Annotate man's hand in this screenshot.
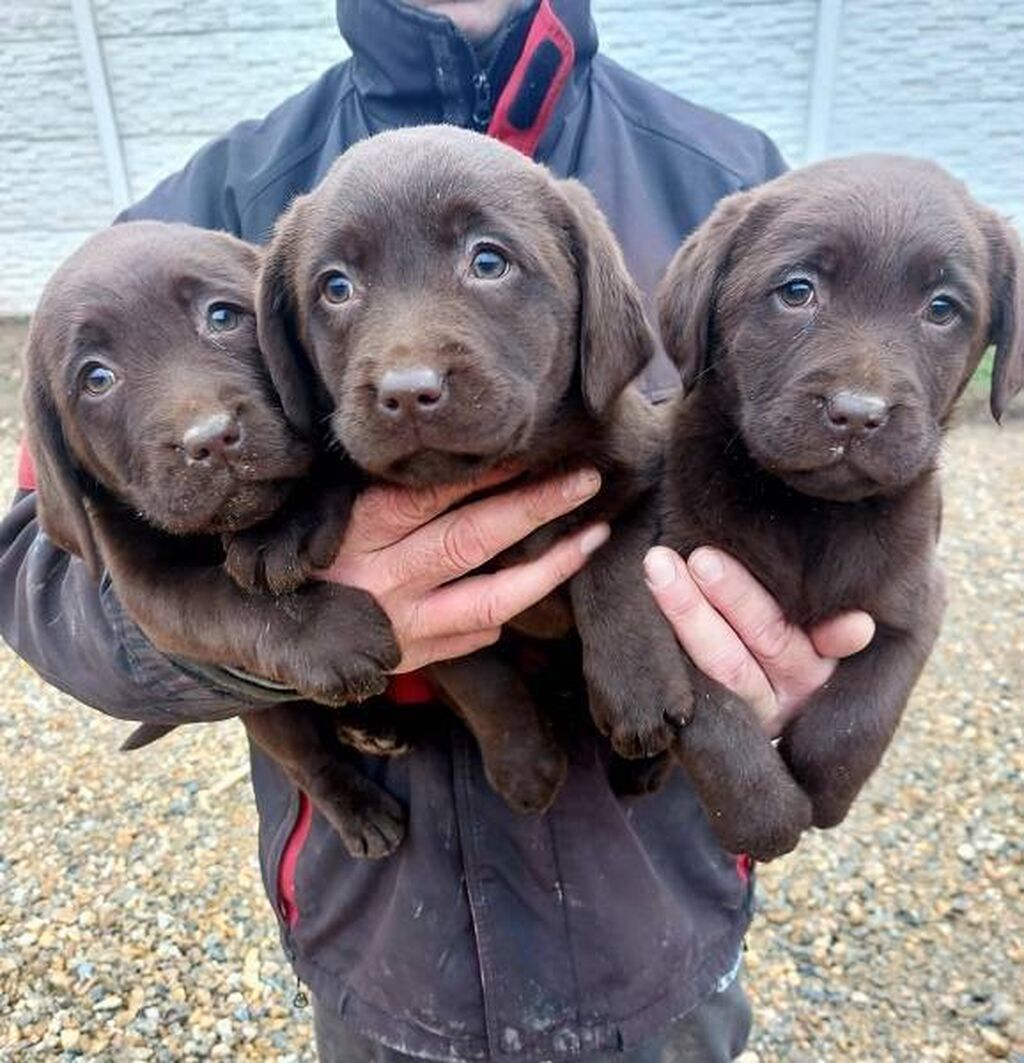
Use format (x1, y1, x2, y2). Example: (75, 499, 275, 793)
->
(644, 545, 876, 739)
(318, 466, 609, 673)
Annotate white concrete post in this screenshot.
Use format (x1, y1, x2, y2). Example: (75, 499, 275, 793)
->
(70, 0, 132, 212)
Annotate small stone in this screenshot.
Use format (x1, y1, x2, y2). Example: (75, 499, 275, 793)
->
(94, 995, 123, 1012)
(59, 1028, 81, 1050)
(957, 843, 977, 863)
(979, 1027, 1010, 1058)
(242, 947, 261, 993)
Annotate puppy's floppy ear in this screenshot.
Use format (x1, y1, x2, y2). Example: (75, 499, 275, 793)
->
(657, 191, 751, 394)
(983, 211, 1024, 422)
(558, 179, 656, 417)
(22, 329, 101, 579)
(257, 198, 325, 439)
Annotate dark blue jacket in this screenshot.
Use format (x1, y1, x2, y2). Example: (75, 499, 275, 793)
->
(0, 2, 785, 1059)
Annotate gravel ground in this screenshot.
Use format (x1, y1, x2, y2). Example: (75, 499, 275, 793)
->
(0, 317, 1021, 1061)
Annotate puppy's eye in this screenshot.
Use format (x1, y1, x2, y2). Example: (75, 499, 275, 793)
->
(470, 247, 510, 280)
(778, 278, 816, 308)
(925, 295, 959, 325)
(207, 303, 241, 331)
(80, 362, 117, 397)
(322, 271, 354, 304)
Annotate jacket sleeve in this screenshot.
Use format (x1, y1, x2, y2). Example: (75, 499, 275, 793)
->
(756, 130, 788, 184)
(0, 133, 288, 724)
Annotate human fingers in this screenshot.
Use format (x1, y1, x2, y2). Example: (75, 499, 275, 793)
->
(685, 546, 836, 710)
(340, 463, 525, 555)
(644, 546, 777, 719)
(404, 523, 610, 640)
(377, 468, 601, 595)
(809, 611, 876, 659)
(391, 628, 503, 673)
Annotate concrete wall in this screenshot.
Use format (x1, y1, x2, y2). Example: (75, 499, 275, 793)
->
(2, 0, 1022, 314)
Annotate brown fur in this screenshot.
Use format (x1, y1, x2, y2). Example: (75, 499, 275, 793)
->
(635, 155, 1024, 860)
(251, 126, 669, 811)
(22, 221, 407, 859)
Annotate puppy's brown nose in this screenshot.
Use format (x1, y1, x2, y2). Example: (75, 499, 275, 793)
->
(376, 367, 448, 419)
(825, 391, 889, 435)
(182, 412, 243, 464)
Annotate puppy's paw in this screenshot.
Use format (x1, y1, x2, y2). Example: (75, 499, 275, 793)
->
(778, 719, 859, 830)
(589, 668, 694, 760)
(223, 526, 267, 593)
(318, 783, 406, 860)
(703, 777, 812, 863)
(335, 722, 414, 757)
(296, 655, 391, 707)
(482, 737, 568, 815)
(609, 752, 674, 796)
(270, 585, 400, 704)
(224, 520, 310, 596)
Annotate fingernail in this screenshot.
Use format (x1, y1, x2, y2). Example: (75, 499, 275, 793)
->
(564, 468, 601, 502)
(580, 523, 610, 556)
(689, 548, 723, 583)
(644, 547, 677, 589)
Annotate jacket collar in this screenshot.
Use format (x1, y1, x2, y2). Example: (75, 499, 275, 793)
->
(336, 0, 597, 140)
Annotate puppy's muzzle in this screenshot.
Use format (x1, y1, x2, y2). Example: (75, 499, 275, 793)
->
(182, 411, 243, 466)
(823, 390, 890, 437)
(376, 366, 449, 421)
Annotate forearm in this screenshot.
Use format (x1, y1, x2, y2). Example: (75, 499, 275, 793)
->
(0, 491, 274, 724)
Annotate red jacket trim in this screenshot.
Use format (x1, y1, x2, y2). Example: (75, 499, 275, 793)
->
(17, 441, 36, 492)
(277, 792, 313, 928)
(486, 0, 576, 158)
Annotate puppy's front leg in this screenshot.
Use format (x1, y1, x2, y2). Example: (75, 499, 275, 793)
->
(243, 704, 405, 859)
(672, 672, 812, 860)
(92, 509, 399, 704)
(429, 652, 568, 813)
(571, 507, 694, 758)
(779, 576, 944, 828)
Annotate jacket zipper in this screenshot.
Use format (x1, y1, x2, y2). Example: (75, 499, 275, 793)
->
(472, 70, 493, 129)
(458, 10, 520, 131)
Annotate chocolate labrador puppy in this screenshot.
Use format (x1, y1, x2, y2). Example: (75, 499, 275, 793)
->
(245, 125, 678, 812)
(23, 221, 408, 857)
(598, 155, 1023, 860)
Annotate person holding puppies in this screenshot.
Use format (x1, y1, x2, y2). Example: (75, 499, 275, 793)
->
(1, 1, 876, 1060)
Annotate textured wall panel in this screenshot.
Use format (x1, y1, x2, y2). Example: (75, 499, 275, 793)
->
(0, 1, 77, 42)
(102, 30, 349, 139)
(0, 139, 115, 231)
(0, 40, 97, 140)
(593, 0, 817, 162)
(0, 231, 97, 317)
(829, 0, 1024, 223)
(92, 0, 334, 37)
(834, 1, 1024, 107)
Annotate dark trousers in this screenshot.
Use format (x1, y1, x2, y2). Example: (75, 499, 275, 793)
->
(314, 975, 751, 1063)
